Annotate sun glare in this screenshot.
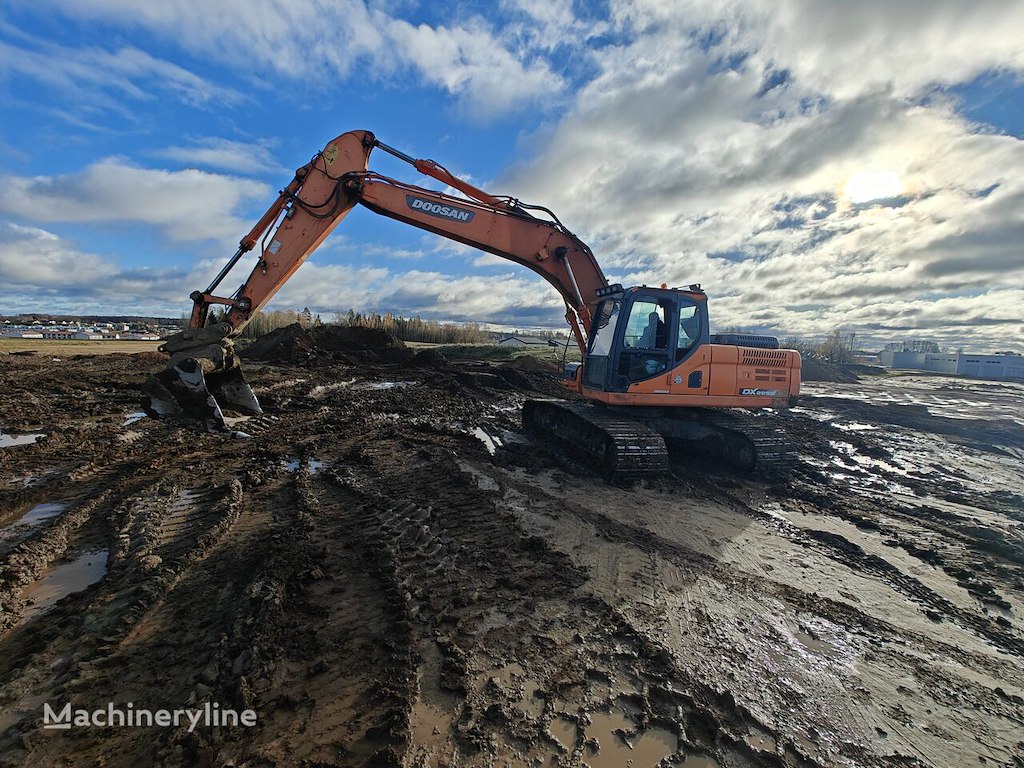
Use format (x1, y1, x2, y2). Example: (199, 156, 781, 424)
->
(843, 170, 904, 203)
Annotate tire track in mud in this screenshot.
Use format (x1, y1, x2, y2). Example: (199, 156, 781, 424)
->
(667, 442, 1024, 660)
(0, 464, 260, 764)
(299, 437, 795, 767)
(491, 461, 1024, 766)
(0, 458, 164, 633)
(783, 404, 1024, 613)
(207, 446, 420, 768)
(794, 524, 1024, 657)
(771, 424, 1024, 656)
(790, 465, 1024, 579)
(0, 371, 304, 766)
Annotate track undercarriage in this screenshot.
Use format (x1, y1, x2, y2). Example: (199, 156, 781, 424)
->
(523, 399, 793, 481)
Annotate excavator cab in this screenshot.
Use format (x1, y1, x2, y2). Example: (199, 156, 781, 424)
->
(581, 285, 709, 393)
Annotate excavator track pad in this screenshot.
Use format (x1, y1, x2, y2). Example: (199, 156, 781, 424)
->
(523, 400, 669, 481)
(524, 400, 794, 481)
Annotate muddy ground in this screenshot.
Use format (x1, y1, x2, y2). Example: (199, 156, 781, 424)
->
(0, 347, 1022, 768)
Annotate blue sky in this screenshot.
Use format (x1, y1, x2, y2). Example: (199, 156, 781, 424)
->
(1, 1, 1022, 351)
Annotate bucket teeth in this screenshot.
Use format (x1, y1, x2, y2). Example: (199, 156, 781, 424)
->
(208, 366, 262, 416)
(143, 344, 262, 433)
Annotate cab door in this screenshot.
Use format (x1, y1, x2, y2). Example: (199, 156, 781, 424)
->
(669, 303, 710, 396)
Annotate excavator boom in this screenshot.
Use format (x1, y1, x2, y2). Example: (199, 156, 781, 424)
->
(144, 130, 609, 430)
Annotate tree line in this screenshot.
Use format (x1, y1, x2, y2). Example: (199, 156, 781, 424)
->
(332, 309, 488, 344)
(208, 306, 488, 344)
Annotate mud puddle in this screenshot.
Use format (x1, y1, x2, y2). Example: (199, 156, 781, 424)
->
(20, 549, 108, 622)
(5, 501, 66, 530)
(584, 708, 676, 767)
(471, 426, 502, 455)
(357, 380, 417, 390)
(283, 457, 327, 474)
(0, 429, 46, 448)
(122, 411, 147, 426)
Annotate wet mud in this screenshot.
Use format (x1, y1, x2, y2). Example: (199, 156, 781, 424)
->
(0, 351, 1022, 767)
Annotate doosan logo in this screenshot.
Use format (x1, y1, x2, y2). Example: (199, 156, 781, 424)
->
(406, 195, 475, 223)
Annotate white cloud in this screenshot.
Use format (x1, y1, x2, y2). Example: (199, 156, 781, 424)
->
(610, 0, 1024, 99)
(0, 222, 200, 315)
(156, 137, 284, 175)
(265, 259, 563, 325)
(385, 18, 561, 118)
(0, 160, 270, 243)
(0, 223, 109, 287)
(0, 222, 569, 325)
(4, 1, 1023, 350)
(0, 25, 243, 113)
(497, 2, 1024, 351)
(13, 0, 564, 117)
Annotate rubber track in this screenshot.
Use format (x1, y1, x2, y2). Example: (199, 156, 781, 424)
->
(523, 400, 668, 480)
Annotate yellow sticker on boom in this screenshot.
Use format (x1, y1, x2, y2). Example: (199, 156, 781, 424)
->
(323, 144, 338, 165)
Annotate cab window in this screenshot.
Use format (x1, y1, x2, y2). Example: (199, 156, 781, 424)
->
(619, 298, 672, 381)
(676, 305, 700, 360)
(588, 300, 619, 356)
(623, 301, 668, 349)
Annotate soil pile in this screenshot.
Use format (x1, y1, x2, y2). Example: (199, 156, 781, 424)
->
(406, 348, 450, 368)
(238, 323, 316, 363)
(501, 354, 559, 373)
(801, 356, 884, 382)
(241, 324, 411, 365)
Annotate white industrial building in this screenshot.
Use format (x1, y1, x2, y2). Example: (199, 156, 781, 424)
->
(879, 351, 1024, 380)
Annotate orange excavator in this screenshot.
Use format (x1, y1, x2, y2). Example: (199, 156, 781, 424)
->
(143, 130, 801, 478)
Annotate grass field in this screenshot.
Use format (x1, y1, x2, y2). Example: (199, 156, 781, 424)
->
(0, 338, 163, 356)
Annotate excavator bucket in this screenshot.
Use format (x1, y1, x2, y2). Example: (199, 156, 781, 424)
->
(142, 324, 262, 433)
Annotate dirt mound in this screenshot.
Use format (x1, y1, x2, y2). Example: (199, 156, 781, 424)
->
(801, 357, 883, 382)
(407, 348, 450, 368)
(311, 325, 408, 355)
(502, 354, 559, 373)
(124, 350, 170, 366)
(239, 323, 316, 363)
(240, 324, 411, 365)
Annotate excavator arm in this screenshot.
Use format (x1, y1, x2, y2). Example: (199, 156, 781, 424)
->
(193, 130, 607, 346)
(144, 130, 609, 431)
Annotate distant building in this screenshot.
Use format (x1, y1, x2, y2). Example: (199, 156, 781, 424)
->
(879, 350, 1024, 380)
(957, 354, 1024, 379)
(853, 353, 881, 365)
